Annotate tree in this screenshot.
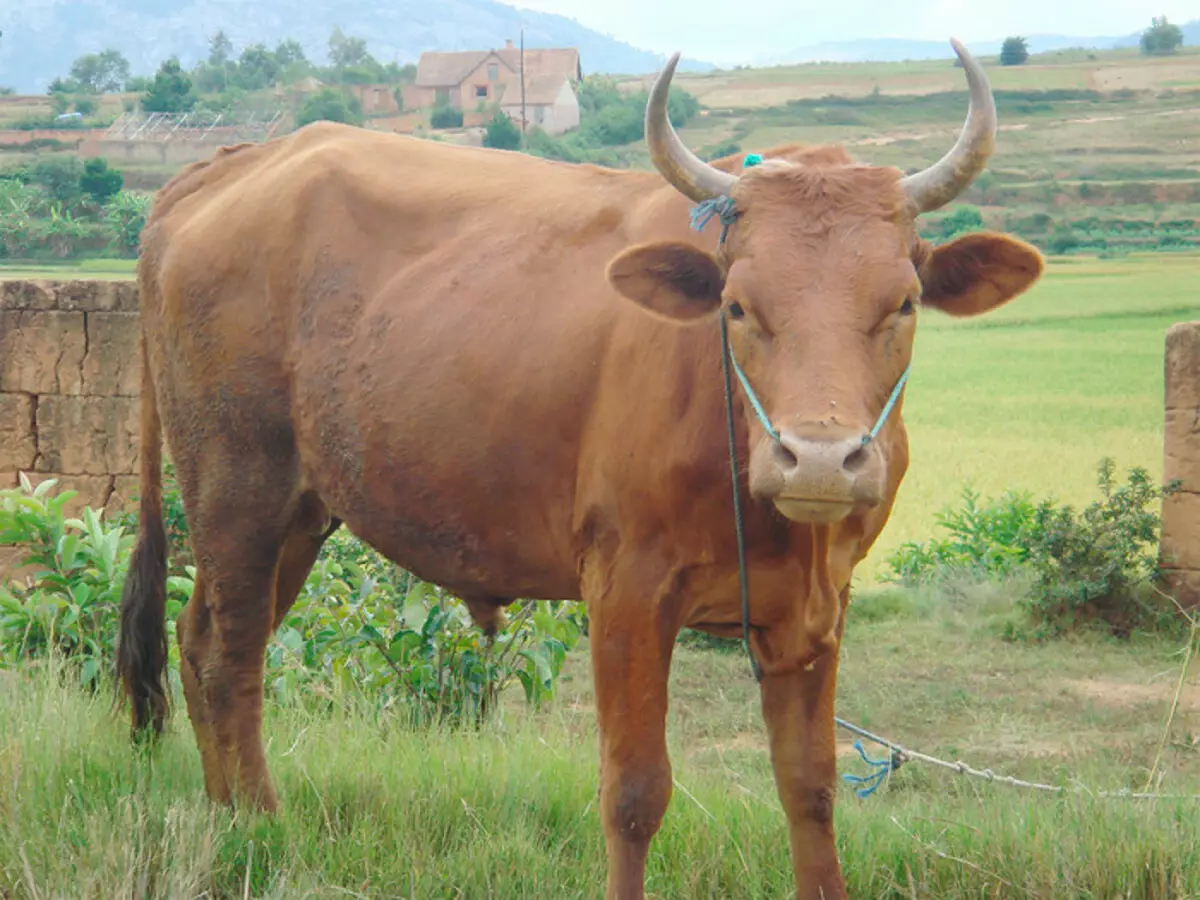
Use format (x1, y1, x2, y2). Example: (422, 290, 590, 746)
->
(80, 158, 123, 205)
(328, 27, 372, 69)
(1141, 16, 1184, 56)
(1000, 36, 1029, 66)
(483, 111, 522, 150)
(296, 88, 364, 128)
(142, 58, 197, 113)
(208, 30, 233, 67)
(233, 44, 281, 90)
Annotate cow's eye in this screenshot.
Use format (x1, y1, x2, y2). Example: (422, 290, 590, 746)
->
(727, 301, 745, 319)
(899, 298, 915, 315)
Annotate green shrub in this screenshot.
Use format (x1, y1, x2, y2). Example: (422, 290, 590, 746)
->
(1018, 460, 1182, 638)
(3, 474, 581, 726)
(430, 103, 463, 129)
(80, 158, 123, 206)
(0, 475, 191, 691)
(103, 191, 152, 257)
(883, 460, 1184, 638)
(296, 88, 364, 128)
(483, 111, 522, 151)
(884, 486, 1040, 585)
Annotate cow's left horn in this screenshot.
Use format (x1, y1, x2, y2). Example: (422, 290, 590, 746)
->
(645, 53, 738, 203)
(900, 39, 997, 213)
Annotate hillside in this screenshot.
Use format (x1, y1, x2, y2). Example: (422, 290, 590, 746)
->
(758, 19, 1199, 66)
(0, 0, 714, 93)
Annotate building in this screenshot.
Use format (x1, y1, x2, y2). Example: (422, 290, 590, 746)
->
(414, 41, 582, 134)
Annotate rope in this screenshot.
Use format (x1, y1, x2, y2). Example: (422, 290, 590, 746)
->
(834, 715, 1200, 801)
(719, 313, 763, 684)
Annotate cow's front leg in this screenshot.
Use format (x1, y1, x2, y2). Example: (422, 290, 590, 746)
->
(759, 592, 849, 899)
(585, 557, 681, 900)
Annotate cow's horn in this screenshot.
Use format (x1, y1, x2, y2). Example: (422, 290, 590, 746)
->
(900, 39, 997, 213)
(645, 53, 738, 203)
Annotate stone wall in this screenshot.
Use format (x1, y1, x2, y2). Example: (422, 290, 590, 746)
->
(1161, 321, 1200, 609)
(0, 279, 141, 521)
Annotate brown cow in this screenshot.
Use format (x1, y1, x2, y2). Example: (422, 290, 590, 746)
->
(117, 40, 1042, 899)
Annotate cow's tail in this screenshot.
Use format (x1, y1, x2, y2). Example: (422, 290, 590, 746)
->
(116, 331, 169, 739)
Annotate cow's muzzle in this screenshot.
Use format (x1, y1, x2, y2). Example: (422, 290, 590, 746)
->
(749, 428, 886, 524)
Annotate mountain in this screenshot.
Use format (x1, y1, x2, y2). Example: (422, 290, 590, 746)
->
(0, 0, 714, 94)
(758, 20, 1198, 67)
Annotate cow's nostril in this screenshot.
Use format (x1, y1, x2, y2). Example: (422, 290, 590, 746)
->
(842, 444, 869, 474)
(772, 440, 799, 470)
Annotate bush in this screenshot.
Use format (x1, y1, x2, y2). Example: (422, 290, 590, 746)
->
(2, 474, 581, 726)
(483, 111, 522, 151)
(884, 486, 1040, 585)
(80, 158, 123, 206)
(883, 460, 1184, 638)
(0, 475, 189, 691)
(104, 191, 152, 257)
(430, 103, 463, 129)
(1019, 460, 1182, 638)
(296, 88, 364, 128)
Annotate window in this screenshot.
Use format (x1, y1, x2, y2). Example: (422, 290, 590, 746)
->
(487, 63, 499, 81)
(534, 106, 544, 123)
(435, 88, 450, 105)
(475, 85, 488, 98)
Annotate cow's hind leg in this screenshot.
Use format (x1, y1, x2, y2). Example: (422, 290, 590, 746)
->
(178, 484, 336, 812)
(177, 505, 339, 808)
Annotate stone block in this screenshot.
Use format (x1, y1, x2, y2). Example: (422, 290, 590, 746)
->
(1164, 408, 1200, 491)
(108, 475, 141, 516)
(0, 394, 35, 471)
(0, 279, 137, 313)
(0, 310, 87, 394)
(1164, 321, 1200, 412)
(51, 280, 139, 313)
(82, 313, 141, 396)
(34, 396, 139, 476)
(1160, 568, 1200, 611)
(1160, 491, 1200, 572)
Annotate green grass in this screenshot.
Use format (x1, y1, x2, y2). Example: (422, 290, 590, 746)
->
(0, 258, 136, 280)
(2, 590, 1197, 898)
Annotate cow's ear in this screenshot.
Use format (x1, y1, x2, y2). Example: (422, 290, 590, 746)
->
(918, 233, 1044, 317)
(607, 241, 724, 322)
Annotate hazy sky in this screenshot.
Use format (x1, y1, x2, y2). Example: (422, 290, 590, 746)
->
(511, 0, 1197, 64)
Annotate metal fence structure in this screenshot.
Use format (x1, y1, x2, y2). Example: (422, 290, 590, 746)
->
(102, 109, 284, 144)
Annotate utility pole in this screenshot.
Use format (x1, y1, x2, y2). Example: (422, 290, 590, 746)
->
(519, 27, 526, 135)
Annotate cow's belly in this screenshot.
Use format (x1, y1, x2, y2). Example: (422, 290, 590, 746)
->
(286, 267, 605, 603)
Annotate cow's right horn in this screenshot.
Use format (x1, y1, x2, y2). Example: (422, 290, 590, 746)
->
(645, 53, 738, 203)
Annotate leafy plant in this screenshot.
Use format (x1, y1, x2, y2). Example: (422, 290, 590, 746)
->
(883, 460, 1184, 638)
(483, 111, 522, 151)
(0, 475, 189, 690)
(1019, 460, 1183, 637)
(104, 191, 152, 257)
(430, 103, 463, 129)
(80, 158, 123, 206)
(884, 486, 1040, 585)
(267, 531, 581, 726)
(5, 474, 580, 725)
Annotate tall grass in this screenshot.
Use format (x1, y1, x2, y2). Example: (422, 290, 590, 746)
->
(3, 584, 1197, 898)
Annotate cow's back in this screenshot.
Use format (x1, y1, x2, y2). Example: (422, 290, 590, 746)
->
(138, 122, 723, 601)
